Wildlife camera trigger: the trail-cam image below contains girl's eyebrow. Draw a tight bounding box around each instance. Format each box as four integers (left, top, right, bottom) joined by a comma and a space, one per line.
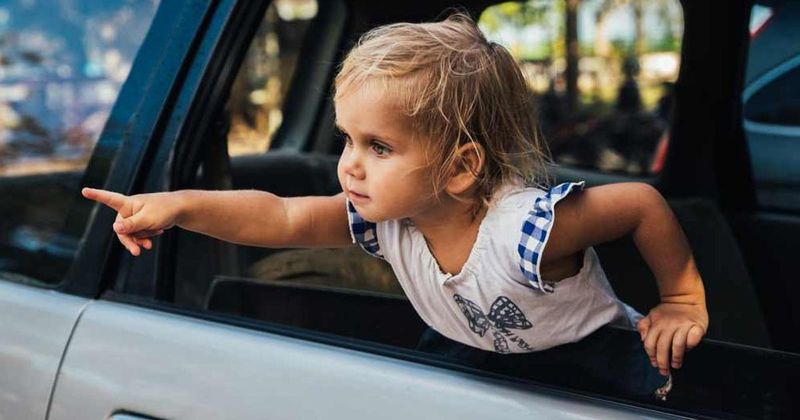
335, 123, 399, 146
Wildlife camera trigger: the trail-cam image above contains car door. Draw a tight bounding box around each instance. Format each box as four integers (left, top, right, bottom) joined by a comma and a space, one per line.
0, 2, 160, 419
43, 1, 686, 419
52, 299, 682, 420
0, 283, 88, 420
45, 0, 800, 419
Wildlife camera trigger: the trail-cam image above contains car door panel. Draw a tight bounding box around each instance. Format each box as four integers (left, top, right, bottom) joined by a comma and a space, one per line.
48, 300, 674, 420
25, 0, 796, 418
0, 281, 89, 420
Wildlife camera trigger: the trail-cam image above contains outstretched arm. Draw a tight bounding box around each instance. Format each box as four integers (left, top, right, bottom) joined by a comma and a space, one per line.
82, 188, 353, 255
544, 182, 708, 376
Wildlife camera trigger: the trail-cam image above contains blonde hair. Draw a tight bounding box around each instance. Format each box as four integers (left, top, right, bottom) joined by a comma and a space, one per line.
334, 12, 554, 209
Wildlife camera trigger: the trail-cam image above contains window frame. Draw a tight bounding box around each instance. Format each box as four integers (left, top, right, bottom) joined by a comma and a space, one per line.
56, 0, 227, 298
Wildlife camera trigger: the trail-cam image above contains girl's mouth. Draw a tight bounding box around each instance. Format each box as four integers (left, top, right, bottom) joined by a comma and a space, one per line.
348, 190, 370, 202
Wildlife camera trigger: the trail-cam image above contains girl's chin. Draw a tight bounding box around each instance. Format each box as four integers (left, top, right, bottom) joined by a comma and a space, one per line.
352, 206, 391, 223
355, 211, 383, 223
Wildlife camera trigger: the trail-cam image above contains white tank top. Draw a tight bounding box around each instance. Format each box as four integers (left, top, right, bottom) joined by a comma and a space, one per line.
347, 181, 641, 353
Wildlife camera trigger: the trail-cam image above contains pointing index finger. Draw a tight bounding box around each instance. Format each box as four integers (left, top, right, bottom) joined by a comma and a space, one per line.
82, 187, 130, 214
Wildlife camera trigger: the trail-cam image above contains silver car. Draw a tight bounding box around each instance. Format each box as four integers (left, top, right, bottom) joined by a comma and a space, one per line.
2, 0, 798, 419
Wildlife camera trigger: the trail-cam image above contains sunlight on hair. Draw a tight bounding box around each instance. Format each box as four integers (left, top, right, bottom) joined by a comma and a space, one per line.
334, 12, 555, 210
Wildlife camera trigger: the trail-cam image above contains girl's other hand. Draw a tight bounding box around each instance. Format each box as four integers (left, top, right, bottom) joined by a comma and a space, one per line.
636, 301, 709, 376
81, 187, 179, 256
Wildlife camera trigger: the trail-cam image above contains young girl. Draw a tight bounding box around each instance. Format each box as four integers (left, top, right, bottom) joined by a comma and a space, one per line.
83, 13, 707, 400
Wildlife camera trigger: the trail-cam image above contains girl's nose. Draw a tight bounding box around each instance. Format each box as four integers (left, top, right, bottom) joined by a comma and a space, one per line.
340, 149, 366, 180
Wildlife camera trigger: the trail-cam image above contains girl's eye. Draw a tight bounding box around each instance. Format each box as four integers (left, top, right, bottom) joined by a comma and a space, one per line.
371, 142, 391, 156
335, 127, 351, 145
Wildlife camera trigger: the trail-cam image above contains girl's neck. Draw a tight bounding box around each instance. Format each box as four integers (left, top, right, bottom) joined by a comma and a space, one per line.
410, 196, 487, 275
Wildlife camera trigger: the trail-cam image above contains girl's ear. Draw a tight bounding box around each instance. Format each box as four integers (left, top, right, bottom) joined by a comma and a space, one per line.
445, 141, 485, 196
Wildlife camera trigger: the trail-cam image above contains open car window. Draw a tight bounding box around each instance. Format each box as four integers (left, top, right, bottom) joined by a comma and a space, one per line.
479, 0, 682, 176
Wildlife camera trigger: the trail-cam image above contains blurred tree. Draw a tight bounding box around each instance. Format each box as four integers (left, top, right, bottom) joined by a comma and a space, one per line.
654, 0, 680, 51
594, 0, 620, 57
593, 0, 644, 57
480, 1, 549, 58
594, 0, 680, 56
633, 0, 644, 55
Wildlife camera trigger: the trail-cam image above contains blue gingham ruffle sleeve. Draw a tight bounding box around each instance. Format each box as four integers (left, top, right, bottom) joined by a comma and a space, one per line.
346, 199, 384, 259
518, 181, 586, 293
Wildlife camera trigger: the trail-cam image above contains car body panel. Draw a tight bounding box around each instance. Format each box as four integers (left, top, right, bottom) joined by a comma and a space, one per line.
1, 0, 797, 418
48, 300, 675, 420
0, 281, 89, 420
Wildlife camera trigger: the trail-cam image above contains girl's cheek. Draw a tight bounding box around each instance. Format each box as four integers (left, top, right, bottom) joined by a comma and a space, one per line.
336, 158, 348, 185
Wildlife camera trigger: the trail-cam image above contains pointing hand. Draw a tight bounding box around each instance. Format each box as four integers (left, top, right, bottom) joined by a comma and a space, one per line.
81, 188, 179, 256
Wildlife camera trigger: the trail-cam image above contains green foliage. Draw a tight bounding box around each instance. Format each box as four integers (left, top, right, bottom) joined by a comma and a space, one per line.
479, 0, 682, 58
480, 1, 554, 59
650, 33, 680, 52
480, 1, 550, 33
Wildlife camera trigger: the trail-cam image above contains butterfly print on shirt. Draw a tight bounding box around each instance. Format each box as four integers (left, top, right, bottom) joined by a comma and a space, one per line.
453, 294, 534, 353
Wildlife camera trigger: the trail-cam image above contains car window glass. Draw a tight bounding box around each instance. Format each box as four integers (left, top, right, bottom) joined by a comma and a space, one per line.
744, 65, 800, 126
0, 1, 160, 285
743, 2, 800, 211
227, 0, 317, 156
478, 0, 682, 176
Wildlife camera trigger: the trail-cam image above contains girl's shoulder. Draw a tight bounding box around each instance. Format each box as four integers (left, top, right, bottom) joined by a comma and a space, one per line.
485, 180, 588, 293
489, 181, 586, 212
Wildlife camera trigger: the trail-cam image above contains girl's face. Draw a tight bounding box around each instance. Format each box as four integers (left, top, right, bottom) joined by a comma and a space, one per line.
335, 85, 442, 222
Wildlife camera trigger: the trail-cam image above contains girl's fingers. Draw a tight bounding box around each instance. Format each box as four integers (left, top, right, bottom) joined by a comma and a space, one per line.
131, 228, 166, 251
686, 324, 705, 350
656, 327, 677, 375
117, 233, 141, 256
84, 188, 156, 257
134, 237, 153, 250
82, 188, 131, 214
114, 214, 142, 256
131, 230, 164, 239
671, 326, 689, 369
643, 325, 660, 368
113, 211, 147, 235
637, 316, 651, 341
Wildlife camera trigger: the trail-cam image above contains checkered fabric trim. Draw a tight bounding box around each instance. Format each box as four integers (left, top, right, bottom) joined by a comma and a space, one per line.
346, 199, 384, 259
518, 181, 586, 293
